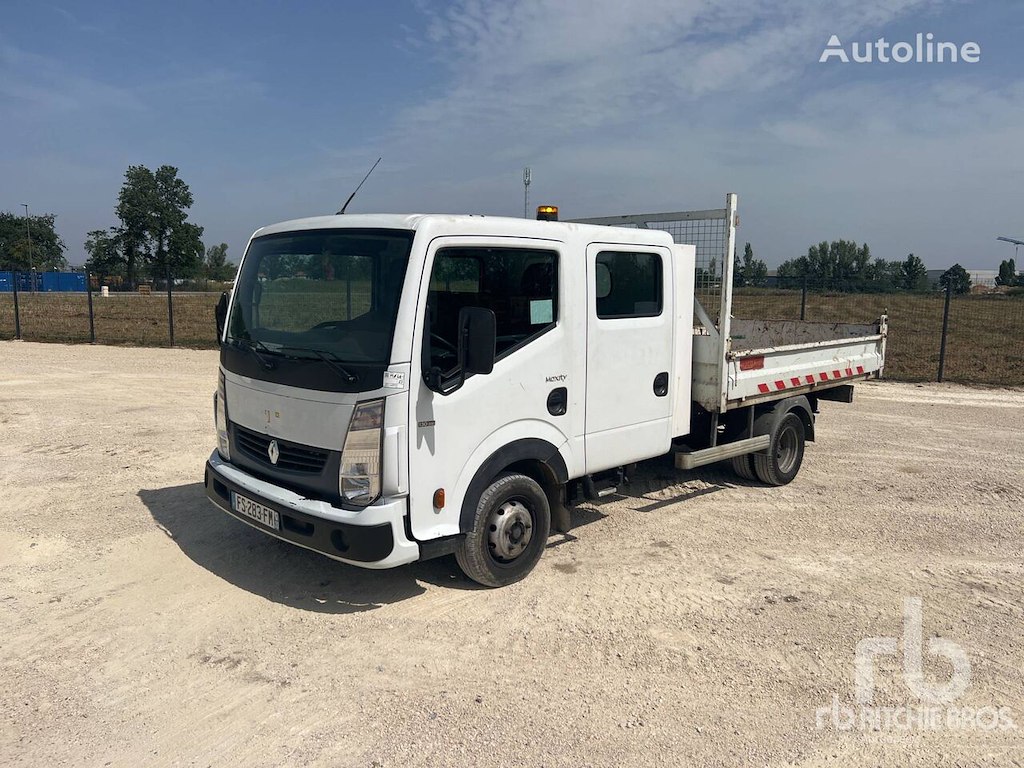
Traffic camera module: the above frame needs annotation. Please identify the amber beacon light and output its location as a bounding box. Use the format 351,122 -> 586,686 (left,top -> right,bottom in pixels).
536,205 -> 559,221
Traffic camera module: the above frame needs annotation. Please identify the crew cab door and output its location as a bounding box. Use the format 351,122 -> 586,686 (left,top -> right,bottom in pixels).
584,243 -> 674,472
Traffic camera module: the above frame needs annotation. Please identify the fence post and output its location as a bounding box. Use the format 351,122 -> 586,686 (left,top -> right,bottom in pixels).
166,264 -> 175,347
800,276 -> 808,321
12,271 -> 22,339
937,284 -> 952,382
86,272 -> 96,343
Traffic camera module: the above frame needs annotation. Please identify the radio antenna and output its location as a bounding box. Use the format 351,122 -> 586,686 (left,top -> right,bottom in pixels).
337,157 -> 382,214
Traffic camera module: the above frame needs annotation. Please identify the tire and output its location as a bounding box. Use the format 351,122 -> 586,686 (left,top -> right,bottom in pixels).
753,412 -> 805,486
730,453 -> 758,481
456,473 -> 551,587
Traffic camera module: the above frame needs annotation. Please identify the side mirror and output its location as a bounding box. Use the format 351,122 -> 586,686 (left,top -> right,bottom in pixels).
459,306 -> 496,375
215,292 -> 228,341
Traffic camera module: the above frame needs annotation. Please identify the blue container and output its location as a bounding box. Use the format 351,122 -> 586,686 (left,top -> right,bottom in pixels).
39,271 -> 87,292
0,272 -> 84,291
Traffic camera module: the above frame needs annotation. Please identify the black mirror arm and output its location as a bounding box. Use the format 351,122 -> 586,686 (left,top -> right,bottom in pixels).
425,365 -> 465,396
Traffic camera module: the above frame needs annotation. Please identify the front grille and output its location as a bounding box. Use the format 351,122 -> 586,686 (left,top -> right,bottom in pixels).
234,425 -> 329,474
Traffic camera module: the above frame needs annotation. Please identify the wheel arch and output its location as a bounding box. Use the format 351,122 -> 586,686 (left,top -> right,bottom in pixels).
754,394 -> 815,443
458,438 -> 568,534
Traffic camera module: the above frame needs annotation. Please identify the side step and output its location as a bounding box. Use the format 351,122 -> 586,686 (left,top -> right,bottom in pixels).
674,435 -> 771,471
582,467 -> 626,500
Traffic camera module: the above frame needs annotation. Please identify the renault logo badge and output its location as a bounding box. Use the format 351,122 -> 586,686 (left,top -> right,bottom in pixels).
267,439 -> 280,465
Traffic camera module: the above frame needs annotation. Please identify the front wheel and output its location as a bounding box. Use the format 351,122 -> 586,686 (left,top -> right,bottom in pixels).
456,473 -> 551,587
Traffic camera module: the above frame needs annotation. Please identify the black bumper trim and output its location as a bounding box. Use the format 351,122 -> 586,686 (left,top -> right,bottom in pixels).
205,462 -> 395,563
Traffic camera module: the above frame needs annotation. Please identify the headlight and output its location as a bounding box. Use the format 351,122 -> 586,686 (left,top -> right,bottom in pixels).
216,371 -> 231,460
339,399 -> 384,506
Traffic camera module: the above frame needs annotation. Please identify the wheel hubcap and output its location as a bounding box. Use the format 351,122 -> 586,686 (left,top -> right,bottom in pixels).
487,499 -> 534,562
776,425 -> 798,473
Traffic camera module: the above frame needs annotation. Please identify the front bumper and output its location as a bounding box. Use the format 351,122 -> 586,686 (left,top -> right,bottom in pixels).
205,451 -> 419,569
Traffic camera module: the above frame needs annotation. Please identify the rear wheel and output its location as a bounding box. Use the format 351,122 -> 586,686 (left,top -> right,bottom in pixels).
456,473 -> 551,587
753,412 -> 805,486
730,453 -> 758,481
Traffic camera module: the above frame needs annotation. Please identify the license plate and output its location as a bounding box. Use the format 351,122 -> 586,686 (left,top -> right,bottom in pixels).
231,492 -> 280,531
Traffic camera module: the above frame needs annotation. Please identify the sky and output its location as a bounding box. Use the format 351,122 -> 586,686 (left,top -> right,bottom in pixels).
1,0 -> 1022,270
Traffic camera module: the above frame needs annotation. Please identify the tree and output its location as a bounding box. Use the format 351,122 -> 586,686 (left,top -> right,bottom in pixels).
900,253 -> 928,291
0,211 -> 67,271
112,164 -> 204,284
204,243 -> 234,281
778,239 -> 933,292
997,258 -> 1018,287
734,242 -> 767,287
777,239 -> 874,289
165,220 -> 205,279
116,165 -> 156,287
939,263 -> 971,295
775,255 -> 807,288
148,165 -> 204,278
854,243 -> 871,277
864,258 -> 902,291
83,229 -> 123,277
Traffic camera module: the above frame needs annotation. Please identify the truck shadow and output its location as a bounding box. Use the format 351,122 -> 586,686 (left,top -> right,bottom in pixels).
139,483 -> 619,613
139,462 -> 730,613
139,483 -> 483,614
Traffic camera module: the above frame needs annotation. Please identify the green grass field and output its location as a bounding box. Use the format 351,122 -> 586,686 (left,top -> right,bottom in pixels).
1,290 -> 1021,386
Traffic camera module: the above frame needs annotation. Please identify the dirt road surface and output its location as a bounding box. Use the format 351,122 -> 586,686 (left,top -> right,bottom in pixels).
2,341 -> 1022,766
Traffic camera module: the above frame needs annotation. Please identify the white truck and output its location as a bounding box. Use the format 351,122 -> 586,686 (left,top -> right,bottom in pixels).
205,195 -> 887,586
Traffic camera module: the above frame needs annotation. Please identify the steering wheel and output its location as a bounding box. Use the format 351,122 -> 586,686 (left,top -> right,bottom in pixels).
431,332 -> 457,354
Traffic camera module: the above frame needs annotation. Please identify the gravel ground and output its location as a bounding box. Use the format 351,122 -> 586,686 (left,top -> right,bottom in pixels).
2,341 -> 1022,767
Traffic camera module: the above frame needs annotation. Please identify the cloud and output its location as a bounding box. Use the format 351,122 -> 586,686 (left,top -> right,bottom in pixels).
319,0 -> 1015,270
0,41 -> 146,116
397,0 -> 965,139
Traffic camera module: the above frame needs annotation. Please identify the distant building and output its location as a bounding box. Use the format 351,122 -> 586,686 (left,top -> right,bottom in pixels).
925,269 -> 999,288
968,269 -> 998,285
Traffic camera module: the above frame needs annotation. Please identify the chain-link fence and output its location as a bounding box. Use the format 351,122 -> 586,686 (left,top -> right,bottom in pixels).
732,279 -> 1024,386
1,271 -> 1022,387
0,273 -> 223,348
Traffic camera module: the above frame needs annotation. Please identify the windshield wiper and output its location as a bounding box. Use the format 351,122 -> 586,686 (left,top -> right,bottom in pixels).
234,337 -> 277,370
279,345 -> 358,384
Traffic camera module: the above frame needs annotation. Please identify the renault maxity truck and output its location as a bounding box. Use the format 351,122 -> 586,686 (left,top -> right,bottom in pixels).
205,196 -> 886,586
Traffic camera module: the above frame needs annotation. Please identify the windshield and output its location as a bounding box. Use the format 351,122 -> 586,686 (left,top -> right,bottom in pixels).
228,228 -> 414,365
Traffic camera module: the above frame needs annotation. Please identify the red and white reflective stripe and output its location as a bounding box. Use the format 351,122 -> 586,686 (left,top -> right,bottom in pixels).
754,365 -> 870,395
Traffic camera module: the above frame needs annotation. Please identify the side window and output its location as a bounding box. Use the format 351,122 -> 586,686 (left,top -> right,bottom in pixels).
429,255 -> 481,293
425,247 -> 558,374
595,251 -> 663,319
